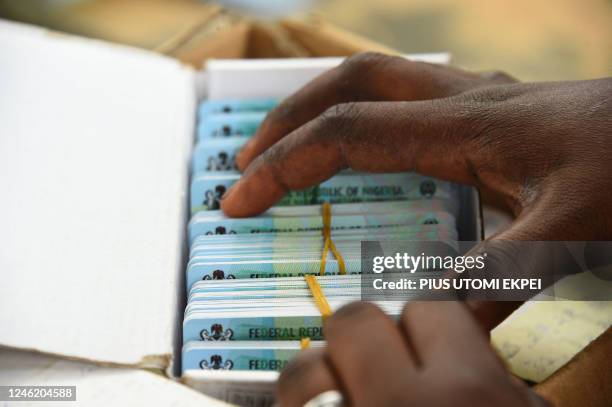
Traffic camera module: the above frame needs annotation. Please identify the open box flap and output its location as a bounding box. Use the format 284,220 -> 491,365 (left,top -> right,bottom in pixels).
0,19 -> 194,368
0,348 -> 230,406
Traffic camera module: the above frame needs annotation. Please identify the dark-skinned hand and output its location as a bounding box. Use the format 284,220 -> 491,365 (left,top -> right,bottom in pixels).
276,301 -> 551,407
221,52 -> 612,329
219,52 -> 610,405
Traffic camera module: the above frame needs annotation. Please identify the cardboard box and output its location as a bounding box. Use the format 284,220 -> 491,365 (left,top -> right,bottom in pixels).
161,16 -> 404,68
0,0 -> 402,68
0,17 -> 467,406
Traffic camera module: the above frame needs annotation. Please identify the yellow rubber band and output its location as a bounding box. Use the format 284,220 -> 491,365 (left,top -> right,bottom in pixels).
304,275 -> 332,319
319,202 -> 346,276
302,203 -> 346,349
328,239 -> 346,275
319,236 -> 331,275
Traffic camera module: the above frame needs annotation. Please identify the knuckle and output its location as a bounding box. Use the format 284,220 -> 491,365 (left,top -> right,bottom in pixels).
259,143 -> 282,164
448,85 -> 525,144
316,102 -> 361,139
341,51 -> 390,73
337,52 -> 396,96
257,146 -> 290,190
455,85 -> 516,111
479,70 -> 517,84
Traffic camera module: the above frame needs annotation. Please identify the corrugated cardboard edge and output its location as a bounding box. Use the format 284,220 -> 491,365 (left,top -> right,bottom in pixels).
172,20 -> 251,69
0,344 -> 171,373
154,4 -> 224,54
159,14 -> 401,69
281,15 -> 399,56
247,22 -> 312,58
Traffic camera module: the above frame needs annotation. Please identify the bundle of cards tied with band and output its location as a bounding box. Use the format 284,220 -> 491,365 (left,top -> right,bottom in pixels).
182,97 -> 463,373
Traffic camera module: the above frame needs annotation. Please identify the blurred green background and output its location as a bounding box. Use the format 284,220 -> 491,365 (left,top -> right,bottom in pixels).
1,0 -> 610,81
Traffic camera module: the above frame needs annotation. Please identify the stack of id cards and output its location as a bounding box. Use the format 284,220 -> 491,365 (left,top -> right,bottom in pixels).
182,97 -> 463,373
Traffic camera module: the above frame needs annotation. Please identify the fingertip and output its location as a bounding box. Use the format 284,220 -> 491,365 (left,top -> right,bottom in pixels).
224,155 -> 293,217
220,177 -> 285,218
220,186 -> 248,218
219,186 -> 239,217
219,180 -> 247,217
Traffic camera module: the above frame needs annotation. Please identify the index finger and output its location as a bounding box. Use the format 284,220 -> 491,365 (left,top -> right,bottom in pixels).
221,99 -> 479,217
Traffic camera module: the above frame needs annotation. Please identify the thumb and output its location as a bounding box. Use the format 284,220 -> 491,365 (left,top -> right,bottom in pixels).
462,201 -> 592,330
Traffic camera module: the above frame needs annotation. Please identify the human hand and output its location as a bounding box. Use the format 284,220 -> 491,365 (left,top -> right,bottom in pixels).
221,52 -> 612,327
276,301 -> 551,407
